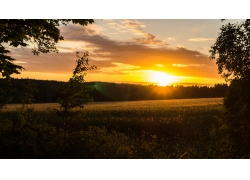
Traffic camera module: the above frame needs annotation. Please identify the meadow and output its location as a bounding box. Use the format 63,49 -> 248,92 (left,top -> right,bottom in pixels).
0,98 -> 234,159
5,97 -> 223,111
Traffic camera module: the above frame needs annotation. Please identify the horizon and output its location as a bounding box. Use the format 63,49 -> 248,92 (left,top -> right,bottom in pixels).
9,19 -> 243,86
10,77 -> 228,87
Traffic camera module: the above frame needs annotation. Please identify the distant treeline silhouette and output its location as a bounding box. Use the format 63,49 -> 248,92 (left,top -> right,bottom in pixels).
4,79 -> 228,103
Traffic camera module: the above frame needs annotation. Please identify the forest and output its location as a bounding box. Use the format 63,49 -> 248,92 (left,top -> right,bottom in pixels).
2,78 -> 228,103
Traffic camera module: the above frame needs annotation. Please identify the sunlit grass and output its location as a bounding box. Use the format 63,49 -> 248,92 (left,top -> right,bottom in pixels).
4,97 -> 223,111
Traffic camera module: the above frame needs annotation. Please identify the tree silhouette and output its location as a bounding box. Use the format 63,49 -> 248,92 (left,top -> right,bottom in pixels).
58,51 -> 96,113
210,19 -> 250,110
210,19 -> 250,81
0,19 -> 94,78
210,19 -> 250,153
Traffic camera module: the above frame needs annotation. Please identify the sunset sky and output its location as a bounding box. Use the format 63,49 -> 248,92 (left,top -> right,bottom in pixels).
10,19 -> 243,86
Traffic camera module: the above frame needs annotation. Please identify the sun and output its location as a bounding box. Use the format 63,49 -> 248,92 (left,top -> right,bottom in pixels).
150,71 -> 177,86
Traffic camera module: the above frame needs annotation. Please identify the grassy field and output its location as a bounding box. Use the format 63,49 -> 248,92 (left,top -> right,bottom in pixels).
1,97 -> 236,159
5,97 -> 223,111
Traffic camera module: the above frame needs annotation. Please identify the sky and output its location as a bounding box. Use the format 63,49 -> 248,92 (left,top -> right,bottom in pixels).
9,19 -> 244,86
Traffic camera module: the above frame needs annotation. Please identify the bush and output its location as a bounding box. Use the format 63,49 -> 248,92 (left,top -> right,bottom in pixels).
223,79 -> 250,157
224,79 -> 250,115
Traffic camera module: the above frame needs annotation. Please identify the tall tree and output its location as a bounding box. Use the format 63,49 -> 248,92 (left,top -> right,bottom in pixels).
0,19 -> 94,78
210,19 -> 250,82
210,19 -> 250,110
210,19 -> 250,155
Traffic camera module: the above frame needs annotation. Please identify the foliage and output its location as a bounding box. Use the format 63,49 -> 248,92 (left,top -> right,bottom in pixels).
210,19 -> 250,81
3,79 -> 228,103
54,52 -> 96,146
20,79 -> 38,108
0,47 -> 24,78
210,19 -> 250,152
210,20 -> 250,110
0,19 -> 94,78
0,78 -> 15,109
1,79 -> 228,103
58,51 -> 96,113
210,20 -> 250,112
224,79 -> 250,114
88,82 -> 228,101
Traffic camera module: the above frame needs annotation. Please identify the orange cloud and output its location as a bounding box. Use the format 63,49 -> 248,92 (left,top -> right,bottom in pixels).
188,38 -> 214,42
9,24 -> 222,82
172,64 -> 204,67
155,64 -> 164,67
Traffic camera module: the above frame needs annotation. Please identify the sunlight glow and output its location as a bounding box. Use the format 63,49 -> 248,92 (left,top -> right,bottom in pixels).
149,71 -> 178,86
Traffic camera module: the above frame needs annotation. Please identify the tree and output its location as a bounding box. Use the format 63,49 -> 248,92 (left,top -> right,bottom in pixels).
210,19 -> 250,82
210,20 -> 250,156
58,51 -> 96,113
210,19 -> 250,108
56,52 -> 96,145
0,78 -> 14,109
0,19 -> 94,79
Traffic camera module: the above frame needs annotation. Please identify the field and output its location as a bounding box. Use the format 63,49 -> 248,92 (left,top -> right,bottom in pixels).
1,97 -> 236,159
5,97 -> 223,111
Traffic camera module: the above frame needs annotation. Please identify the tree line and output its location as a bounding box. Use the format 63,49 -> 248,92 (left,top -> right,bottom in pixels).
3,78 -> 228,103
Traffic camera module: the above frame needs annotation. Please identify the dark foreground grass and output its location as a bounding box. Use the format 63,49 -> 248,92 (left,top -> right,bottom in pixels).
0,99 -> 236,158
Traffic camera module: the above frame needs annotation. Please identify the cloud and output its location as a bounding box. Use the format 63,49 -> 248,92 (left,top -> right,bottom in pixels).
9,24 -> 220,80
167,37 -> 175,41
177,45 -> 185,48
172,64 -> 204,67
87,36 -> 218,77
107,20 -> 166,45
172,64 -> 187,67
59,23 -> 105,39
187,38 -> 214,42
122,20 -> 146,29
108,20 -> 146,32
15,61 -> 27,64
57,41 -> 94,53
131,33 -> 167,45
97,62 -> 141,74
155,64 -> 164,67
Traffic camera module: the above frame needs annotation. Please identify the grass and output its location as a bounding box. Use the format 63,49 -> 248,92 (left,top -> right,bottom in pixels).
0,97 -> 235,158
4,97 -> 223,111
